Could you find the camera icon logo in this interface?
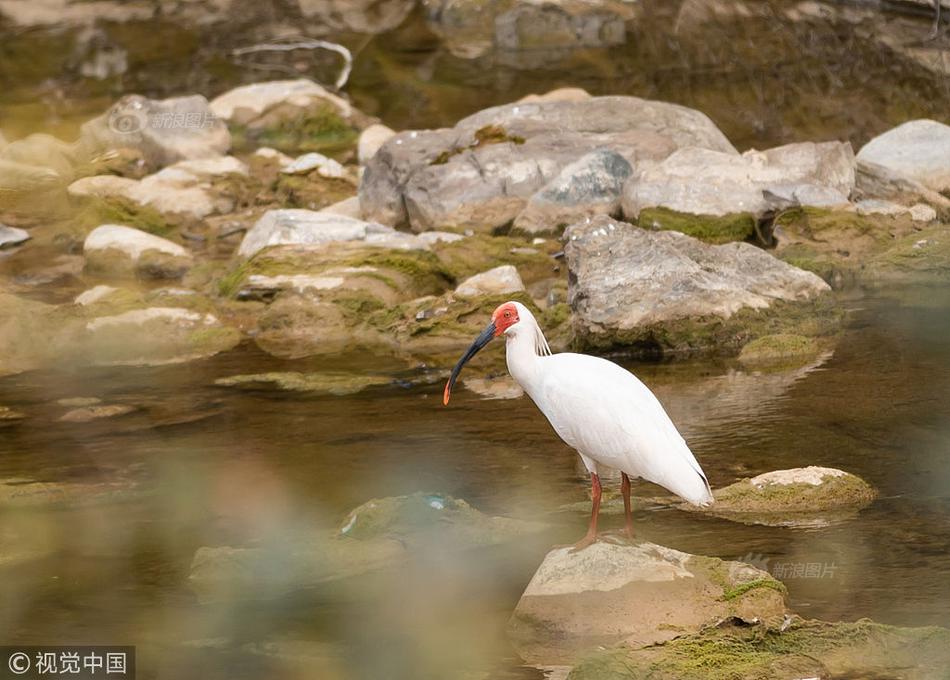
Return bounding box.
[107,101,148,135]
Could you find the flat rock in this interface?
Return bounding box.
[564,216,833,354]
[514,148,632,234]
[509,541,788,664]
[59,404,136,423]
[623,141,855,218]
[80,94,230,168]
[454,264,525,297]
[0,224,30,249]
[237,209,426,258]
[215,372,390,395]
[856,119,950,194]
[360,96,736,232]
[83,224,192,279]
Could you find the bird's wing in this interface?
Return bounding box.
[532,353,712,505]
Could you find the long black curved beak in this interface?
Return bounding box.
[443,321,497,405]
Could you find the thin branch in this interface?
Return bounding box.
[231,39,353,89]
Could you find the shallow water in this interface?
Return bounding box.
[1,288,948,678]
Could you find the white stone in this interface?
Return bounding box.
[358,124,396,165]
[209,79,350,124]
[0,224,30,249]
[281,152,346,178]
[857,119,950,194]
[84,225,189,260]
[909,203,937,222]
[750,466,848,488]
[74,285,119,306]
[455,265,525,297]
[85,307,215,332]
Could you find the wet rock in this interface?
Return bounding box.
[83,224,193,279]
[0,406,25,423]
[0,224,30,249]
[189,492,546,602]
[358,123,396,165]
[461,375,524,400]
[698,466,876,527]
[0,476,140,509]
[237,209,425,259]
[513,149,632,234]
[622,141,855,219]
[509,542,788,664]
[567,618,950,680]
[281,152,346,178]
[863,224,950,284]
[855,159,950,211]
[454,264,525,297]
[215,372,390,395]
[856,119,950,194]
[738,333,822,368]
[59,404,136,423]
[0,293,79,376]
[69,155,249,223]
[80,94,230,168]
[565,216,835,355]
[360,96,736,232]
[425,0,635,59]
[210,79,367,156]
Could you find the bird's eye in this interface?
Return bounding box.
[504,311,511,318]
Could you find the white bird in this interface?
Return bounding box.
[443,300,713,550]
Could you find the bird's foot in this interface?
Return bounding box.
[599,529,635,546]
[569,532,598,553]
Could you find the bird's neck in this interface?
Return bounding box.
[505,330,542,393]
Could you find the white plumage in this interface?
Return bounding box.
[444,300,713,548]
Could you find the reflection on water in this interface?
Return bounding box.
[1,290,949,677]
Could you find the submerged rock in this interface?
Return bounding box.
[214,372,391,395]
[83,224,193,279]
[360,96,735,232]
[564,216,835,355]
[738,333,823,368]
[0,406,26,424]
[856,119,950,194]
[59,404,136,423]
[693,466,876,527]
[509,541,788,664]
[567,618,950,680]
[622,141,855,219]
[189,492,547,602]
[80,94,230,168]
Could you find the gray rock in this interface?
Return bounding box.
[83,224,193,279]
[454,264,525,297]
[514,149,632,234]
[564,216,831,352]
[238,209,427,258]
[623,141,855,218]
[855,159,950,210]
[0,224,30,249]
[80,94,231,168]
[509,541,788,665]
[360,96,736,232]
[296,0,415,33]
[856,119,950,194]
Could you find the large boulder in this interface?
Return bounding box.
[80,94,230,168]
[360,96,736,233]
[509,541,788,664]
[564,216,835,354]
[83,224,193,279]
[856,119,950,194]
[622,141,855,219]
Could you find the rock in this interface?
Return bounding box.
[281,152,346,178]
[83,224,193,279]
[56,397,102,407]
[565,216,834,354]
[80,94,230,168]
[508,542,788,664]
[319,196,362,219]
[856,119,950,194]
[636,207,756,244]
[567,618,950,680]
[622,142,855,219]
[74,285,119,306]
[461,375,524,400]
[360,96,736,232]
[0,224,30,249]
[738,333,822,368]
[296,0,415,33]
[863,224,950,284]
[425,0,636,59]
[0,406,25,423]
[0,476,140,509]
[513,149,632,234]
[855,159,950,210]
[215,372,391,395]
[237,209,425,258]
[454,265,525,297]
[358,123,396,165]
[517,87,592,104]
[189,492,546,602]
[909,203,937,222]
[698,466,876,527]
[69,155,248,223]
[59,404,136,423]
[210,79,365,155]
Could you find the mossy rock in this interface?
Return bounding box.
[638,207,756,244]
[862,224,950,284]
[230,100,360,158]
[73,193,175,237]
[432,234,562,286]
[214,371,391,395]
[568,618,950,680]
[273,173,356,211]
[738,333,824,368]
[688,467,876,527]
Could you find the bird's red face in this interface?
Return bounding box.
[491,302,520,336]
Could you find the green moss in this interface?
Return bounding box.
[231,101,359,157]
[74,194,174,236]
[274,174,355,210]
[433,234,558,284]
[187,326,240,354]
[712,472,876,515]
[738,333,820,367]
[639,207,756,244]
[431,124,526,165]
[721,578,787,602]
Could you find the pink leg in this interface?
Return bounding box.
[621,472,634,541]
[572,473,602,552]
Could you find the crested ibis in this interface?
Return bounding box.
[443,301,713,550]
